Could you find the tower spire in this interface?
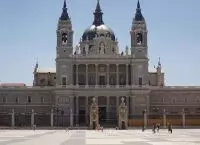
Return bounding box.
[93,0,104,26]
[135,0,144,21]
[60,0,70,21]
[137,0,141,9]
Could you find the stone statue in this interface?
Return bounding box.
[75,45,79,54]
[90,97,99,129]
[118,97,128,129]
[85,44,89,55]
[116,46,119,54]
[125,46,129,56]
[100,42,105,54]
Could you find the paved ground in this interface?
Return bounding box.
[0,129,199,145]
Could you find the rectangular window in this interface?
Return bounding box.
[62,77,67,85]
[16,97,19,103]
[27,96,31,103]
[3,97,6,103]
[139,77,142,86]
[41,97,44,103]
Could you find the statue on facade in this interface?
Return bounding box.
[75,45,79,55]
[90,97,99,129]
[118,97,128,129]
[125,46,129,56]
[85,43,89,55]
[99,42,105,54]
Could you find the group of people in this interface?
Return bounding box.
[152,123,160,133]
[143,122,173,134]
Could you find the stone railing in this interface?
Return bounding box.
[1,85,200,89]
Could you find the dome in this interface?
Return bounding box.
[82,24,116,41]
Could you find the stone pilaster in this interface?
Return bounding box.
[107,64,109,87]
[126,64,129,86]
[51,108,54,127]
[86,64,88,87]
[76,96,79,124]
[106,96,110,119]
[76,64,79,86]
[95,64,98,87]
[31,109,34,127]
[85,96,89,125]
[144,110,147,128]
[163,109,166,128]
[116,64,119,87]
[70,96,74,126]
[182,108,185,128]
[11,109,15,128]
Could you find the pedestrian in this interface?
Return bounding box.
[156,123,160,132]
[168,123,172,133]
[152,123,156,133]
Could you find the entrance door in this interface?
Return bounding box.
[99,107,106,124]
[99,76,106,85]
[79,110,85,125]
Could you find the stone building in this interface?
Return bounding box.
[0,0,200,128]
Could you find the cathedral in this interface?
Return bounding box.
[0,0,199,128]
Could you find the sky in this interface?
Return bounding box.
[0,0,200,86]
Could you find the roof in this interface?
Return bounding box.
[36,68,56,73]
[0,83,26,87]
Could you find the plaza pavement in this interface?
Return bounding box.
[0,129,199,145]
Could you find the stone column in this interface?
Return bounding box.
[86,64,88,88]
[31,109,34,127]
[126,64,129,86]
[70,109,73,127]
[76,96,79,125]
[50,108,54,127]
[131,64,134,85]
[163,109,166,128]
[95,64,98,87]
[116,64,119,88]
[144,110,147,128]
[107,64,109,87]
[70,96,74,127]
[95,96,98,106]
[11,109,15,127]
[126,96,130,117]
[146,96,150,113]
[106,96,110,119]
[182,108,185,128]
[85,96,89,125]
[116,96,119,106]
[76,64,79,87]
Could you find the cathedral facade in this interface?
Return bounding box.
[0,0,199,128]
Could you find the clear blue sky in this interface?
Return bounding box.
[0,0,200,86]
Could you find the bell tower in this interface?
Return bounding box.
[130,0,149,85]
[56,0,73,86]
